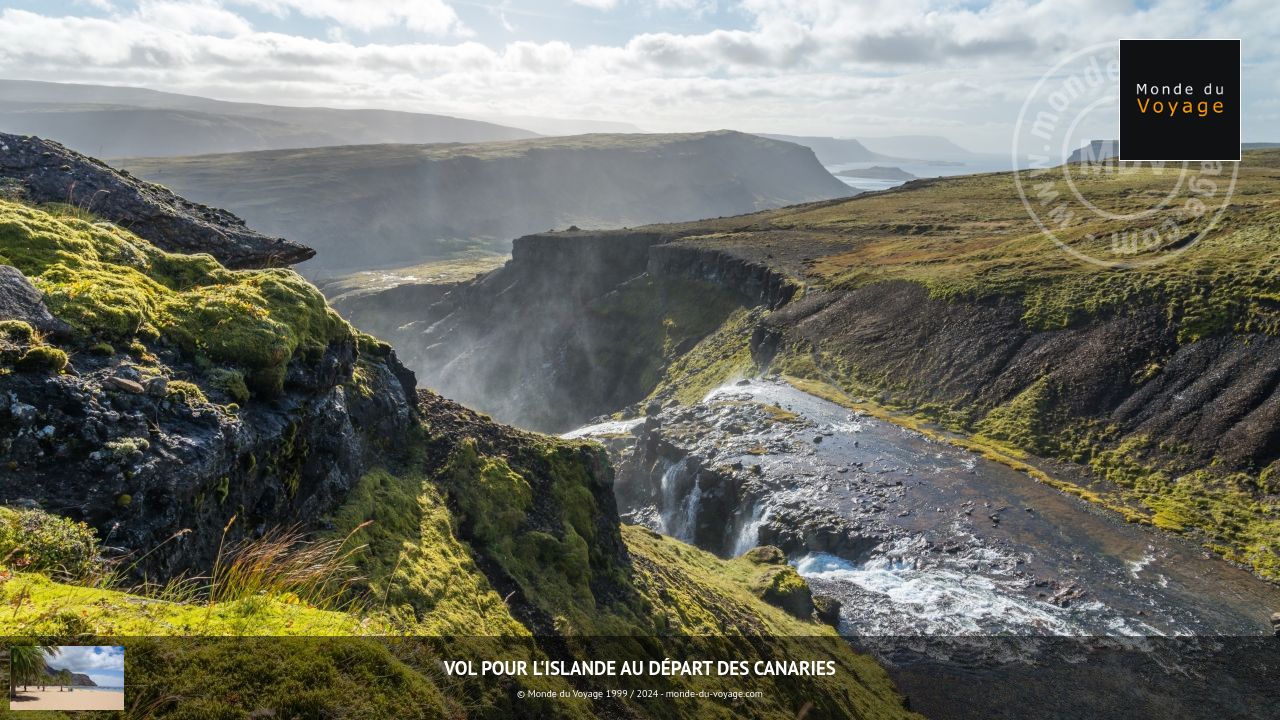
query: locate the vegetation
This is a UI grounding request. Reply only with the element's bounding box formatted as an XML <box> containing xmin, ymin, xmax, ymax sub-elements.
<box><xmin>587</xmin><ymin>277</ymin><xmax>746</xmax><ymax>398</ymax></box>
<box><xmin>0</xmin><ymin>507</ymin><xmax>101</xmax><ymax>581</ymax></box>
<box><xmin>0</xmin><ymin>199</ymin><xmax>357</xmax><ymax>398</ymax></box>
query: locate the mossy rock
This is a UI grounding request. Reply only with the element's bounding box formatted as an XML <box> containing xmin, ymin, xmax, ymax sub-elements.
<box><xmin>742</xmin><ymin>544</ymin><xmax>787</xmax><ymax>565</ymax></box>
<box><xmin>14</xmin><ymin>345</ymin><xmax>67</xmax><ymax>373</ymax></box>
<box><xmin>0</xmin><ymin>318</ymin><xmax>35</xmax><ymax>344</ymax></box>
<box><xmin>0</xmin><ymin>199</ymin><xmax>356</xmax><ymax>400</ymax></box>
<box><xmin>0</xmin><ymin>506</ymin><xmax>101</xmax><ymax>580</ymax></box>
<box><xmin>751</xmin><ymin>565</ymin><xmax>815</xmax><ymax>619</ymax></box>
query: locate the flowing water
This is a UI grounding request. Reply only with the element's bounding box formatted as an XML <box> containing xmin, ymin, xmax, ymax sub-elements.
<box><xmin>575</xmin><ymin>378</ymin><xmax>1280</xmax><ymax>637</ymax></box>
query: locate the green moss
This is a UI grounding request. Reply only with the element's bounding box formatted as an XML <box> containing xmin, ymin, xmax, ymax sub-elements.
<box><xmin>647</xmin><ymin>307</ymin><xmax>758</xmax><ymax>406</ymax></box>
<box><xmin>104</xmin><ymin>436</ymin><xmax>150</xmax><ymax>459</ymax></box>
<box><xmin>166</xmin><ymin>379</ymin><xmax>208</xmax><ymax>405</ymax></box>
<box><xmin>0</xmin><ymin>573</ymin><xmax>377</xmax><ymax>636</ymax></box>
<box><xmin>14</xmin><ymin>345</ymin><xmax>67</xmax><ymax>373</ymax></box>
<box><xmin>88</xmin><ymin>341</ymin><xmax>115</xmax><ymax>356</ymax></box>
<box><xmin>207</xmin><ymin>367</ymin><xmax>250</xmax><ymax>404</ymax></box>
<box><xmin>0</xmin><ymin>318</ymin><xmax>35</xmax><ymax>344</ymax></box>
<box><xmin>586</xmin><ymin>276</ymin><xmax>746</xmax><ymax>400</ymax></box>
<box><xmin>975</xmin><ymin>377</ymin><xmax>1057</xmax><ymax>455</ymax></box>
<box><xmin>0</xmin><ymin>199</ymin><xmax>356</xmax><ymax>399</ymax></box>
<box><xmin>356</xmin><ymin>331</ymin><xmax>393</xmax><ymax>358</ymax></box>
<box><xmin>0</xmin><ymin>507</ymin><xmax>100</xmax><ymax>580</ymax></box>
<box><xmin>750</xmin><ymin>564</ymin><xmax>814</xmax><ymax>619</ymax></box>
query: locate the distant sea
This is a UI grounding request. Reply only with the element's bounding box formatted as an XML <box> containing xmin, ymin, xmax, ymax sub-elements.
<box><xmin>71</xmin><ymin>686</ymin><xmax>125</xmax><ymax>692</ymax></box>
<box><xmin>827</xmin><ymin>155</ymin><xmax>1027</xmax><ymax>191</ymax></box>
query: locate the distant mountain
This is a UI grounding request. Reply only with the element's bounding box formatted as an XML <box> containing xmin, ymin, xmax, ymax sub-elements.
<box><xmin>472</xmin><ymin>115</ymin><xmax>643</xmax><ymax>135</ymax></box>
<box><xmin>857</xmin><ymin>135</ymin><xmax>977</xmax><ymax>161</ymax></box>
<box><xmin>757</xmin><ymin>134</ymin><xmax>888</xmax><ymax>164</ymax></box>
<box><xmin>837</xmin><ymin>166</ymin><xmax>916</xmax><ymax>181</ymax></box>
<box><xmin>43</xmin><ymin>664</ymin><xmax>96</xmax><ymax>686</ymax></box>
<box><xmin>1068</xmin><ymin>140</ymin><xmax>1119</xmax><ymax>163</ymax></box>
<box><xmin>120</xmin><ymin>130</ymin><xmax>855</xmax><ymax>275</ymax></box>
<box><xmin>1243</xmin><ymin>142</ymin><xmax>1280</xmax><ymax>150</ymax></box>
<box><xmin>0</xmin><ymin>79</ymin><xmax>536</xmax><ymax>157</ymax></box>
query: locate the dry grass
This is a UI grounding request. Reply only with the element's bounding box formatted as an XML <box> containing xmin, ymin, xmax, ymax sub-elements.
<box><xmin>208</xmin><ymin>518</ymin><xmax>372</xmax><ymax>611</ymax></box>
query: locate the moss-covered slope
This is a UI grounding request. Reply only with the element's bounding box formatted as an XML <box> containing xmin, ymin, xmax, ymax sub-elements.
<box><xmin>0</xmin><ymin>190</ymin><xmax>917</xmax><ymax>719</ymax></box>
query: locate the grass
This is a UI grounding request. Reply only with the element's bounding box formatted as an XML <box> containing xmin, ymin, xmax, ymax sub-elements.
<box><xmin>685</xmin><ymin>154</ymin><xmax>1280</xmax><ymax>341</ymax></box>
<box><xmin>605</xmin><ymin>152</ymin><xmax>1280</xmax><ymax>581</ymax></box>
<box><xmin>587</xmin><ymin>276</ymin><xmax>747</xmax><ymax>402</ymax></box>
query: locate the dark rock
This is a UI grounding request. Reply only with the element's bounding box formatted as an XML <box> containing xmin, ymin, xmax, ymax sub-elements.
<box><xmin>105</xmin><ymin>376</ymin><xmax>145</xmax><ymax>394</ymax></box>
<box><xmin>0</xmin><ymin>133</ymin><xmax>312</xmax><ymax>268</ymax></box>
<box><xmin>145</xmin><ymin>376</ymin><xmax>168</xmax><ymax>397</ymax></box>
<box><xmin>0</xmin><ymin>265</ymin><xmax>71</xmax><ymax>338</ymax></box>
<box><xmin>812</xmin><ymin>594</ymin><xmax>842</xmax><ymax>627</ymax></box>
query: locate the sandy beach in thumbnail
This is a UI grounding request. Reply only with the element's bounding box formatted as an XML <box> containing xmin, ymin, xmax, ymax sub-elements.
<box><xmin>10</xmin><ymin>688</ymin><xmax>125</xmax><ymax>711</ymax></box>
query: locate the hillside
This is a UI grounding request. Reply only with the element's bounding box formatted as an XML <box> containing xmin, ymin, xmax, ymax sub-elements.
<box><xmin>0</xmin><ymin>79</ymin><xmax>537</xmax><ymax>157</ymax></box>
<box><xmin>378</xmin><ymin>151</ymin><xmax>1280</xmax><ymax>583</ymax></box>
<box><xmin>0</xmin><ymin>134</ymin><xmax>916</xmax><ymax>719</ymax></box>
<box><xmin>119</xmin><ymin>131</ymin><xmax>855</xmax><ymax>275</ymax></box>
<box><xmin>758</xmin><ymin>134</ymin><xmax>887</xmax><ymax>164</ymax></box>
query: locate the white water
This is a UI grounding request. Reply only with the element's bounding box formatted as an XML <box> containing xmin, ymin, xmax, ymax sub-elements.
<box><xmin>732</xmin><ymin>504</ymin><xmax>768</xmax><ymax>557</ymax></box>
<box><xmin>560</xmin><ymin>418</ymin><xmax>644</xmax><ymax>439</ymax></box>
<box><xmin>658</xmin><ymin>458</ymin><xmax>689</xmax><ymax>537</ymax></box>
<box><xmin>795</xmin><ymin>551</ymin><xmax>1085</xmax><ymax>635</ymax></box>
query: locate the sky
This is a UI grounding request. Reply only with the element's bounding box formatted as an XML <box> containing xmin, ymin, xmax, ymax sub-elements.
<box><xmin>44</xmin><ymin>646</ymin><xmax>125</xmax><ymax>687</ymax></box>
<box><xmin>0</xmin><ymin>0</ymin><xmax>1275</xmax><ymax>152</ymax></box>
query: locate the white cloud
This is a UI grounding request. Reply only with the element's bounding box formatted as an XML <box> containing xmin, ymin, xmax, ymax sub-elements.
<box><xmin>569</xmin><ymin>0</ymin><xmax>620</xmax><ymax>9</ymax></box>
<box><xmin>229</xmin><ymin>0</ymin><xmax>467</xmax><ymax>35</ymax></box>
<box><xmin>44</xmin><ymin>646</ymin><xmax>125</xmax><ymax>674</ymax></box>
<box><xmin>137</xmin><ymin>0</ymin><xmax>253</xmax><ymax>36</ymax></box>
<box><xmin>0</xmin><ymin>1</ymin><xmax>1274</xmax><ymax>151</ymax></box>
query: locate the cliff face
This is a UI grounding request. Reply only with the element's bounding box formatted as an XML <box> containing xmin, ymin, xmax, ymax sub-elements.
<box><xmin>0</xmin><ymin>183</ymin><xmax>416</xmax><ymax>577</ymax></box>
<box><xmin>43</xmin><ymin>665</ymin><xmax>96</xmax><ymax>686</ymax></box>
<box><xmin>119</xmin><ymin>131</ymin><xmax>855</xmax><ymax>274</ymax></box>
<box><xmin>0</xmin><ymin>133</ymin><xmax>312</xmax><ymax>268</ymax></box>
<box><xmin>385</xmin><ymin>152</ymin><xmax>1280</xmax><ymax>580</ymax></box>
<box><xmin>378</xmin><ymin>222</ymin><xmax>800</xmax><ymax>431</ymax></box>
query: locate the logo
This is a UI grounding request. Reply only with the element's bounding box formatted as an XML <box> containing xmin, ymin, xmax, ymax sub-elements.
<box><xmin>1011</xmin><ymin>42</ymin><xmax>1238</xmax><ymax>269</ymax></box>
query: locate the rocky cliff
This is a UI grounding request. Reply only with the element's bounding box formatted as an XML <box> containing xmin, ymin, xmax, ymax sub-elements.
<box><xmin>0</xmin><ymin>133</ymin><xmax>312</xmax><ymax>268</ymax></box>
<box><xmin>0</xmin><ymin>141</ymin><xmax>416</xmax><ymax>577</ymax></box>
<box><xmin>389</xmin><ymin>152</ymin><xmax>1280</xmax><ymax>581</ymax></box>
<box><xmin>119</xmin><ymin>131</ymin><xmax>855</xmax><ymax>274</ymax></box>
<box><xmin>0</xmin><ymin>142</ymin><xmax>918</xmax><ymax>720</ymax></box>
<box><xmin>43</xmin><ymin>664</ymin><xmax>96</xmax><ymax>686</ymax></box>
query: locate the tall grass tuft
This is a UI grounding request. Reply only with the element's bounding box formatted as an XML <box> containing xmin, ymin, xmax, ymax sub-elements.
<box><xmin>209</xmin><ymin>520</ymin><xmax>373</xmax><ymax>611</ymax></box>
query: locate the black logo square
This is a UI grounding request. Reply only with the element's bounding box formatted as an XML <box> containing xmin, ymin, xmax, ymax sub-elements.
<box><xmin>1120</xmin><ymin>39</ymin><xmax>1240</xmax><ymax>161</ymax></box>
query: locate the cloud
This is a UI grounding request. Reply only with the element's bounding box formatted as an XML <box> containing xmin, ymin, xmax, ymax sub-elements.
<box><xmin>45</xmin><ymin>646</ymin><xmax>125</xmax><ymax>674</ymax></box>
<box><xmin>229</xmin><ymin>0</ymin><xmax>467</xmax><ymax>35</ymax></box>
<box><xmin>569</xmin><ymin>0</ymin><xmax>620</xmax><ymax>9</ymax></box>
<box><xmin>137</xmin><ymin>0</ymin><xmax>253</xmax><ymax>36</ymax></box>
<box><xmin>0</xmin><ymin>1</ymin><xmax>1274</xmax><ymax>151</ymax></box>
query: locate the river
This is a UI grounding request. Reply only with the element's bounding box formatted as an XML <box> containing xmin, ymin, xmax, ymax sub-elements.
<box><xmin>567</xmin><ymin>377</ymin><xmax>1280</xmax><ymax>718</ymax></box>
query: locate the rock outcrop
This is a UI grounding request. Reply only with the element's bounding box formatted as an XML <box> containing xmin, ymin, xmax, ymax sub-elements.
<box><xmin>43</xmin><ymin>665</ymin><xmax>96</xmax><ymax>686</ymax></box>
<box><xmin>0</xmin><ymin>145</ymin><xmax>410</xmax><ymax>576</ymax></box>
<box><xmin>0</xmin><ymin>133</ymin><xmax>313</xmax><ymax>268</ymax></box>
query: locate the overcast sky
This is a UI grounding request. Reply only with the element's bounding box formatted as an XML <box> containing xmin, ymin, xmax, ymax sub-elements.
<box><xmin>0</xmin><ymin>0</ymin><xmax>1275</xmax><ymax>152</ymax></box>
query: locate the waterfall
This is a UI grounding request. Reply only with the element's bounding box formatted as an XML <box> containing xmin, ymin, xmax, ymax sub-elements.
<box><xmin>732</xmin><ymin>504</ymin><xmax>767</xmax><ymax>557</ymax></box>
<box><xmin>676</xmin><ymin>477</ymin><xmax>702</xmax><ymax>543</ymax></box>
<box><xmin>658</xmin><ymin>458</ymin><xmax>689</xmax><ymax>535</ymax></box>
